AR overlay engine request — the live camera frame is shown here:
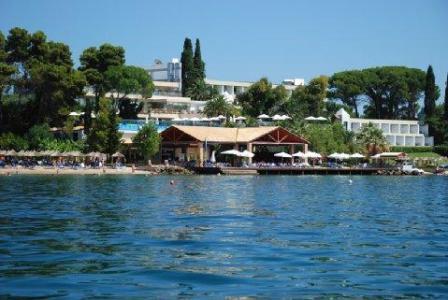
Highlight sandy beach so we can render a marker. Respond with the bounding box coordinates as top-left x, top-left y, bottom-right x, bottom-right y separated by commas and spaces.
0, 166, 153, 176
